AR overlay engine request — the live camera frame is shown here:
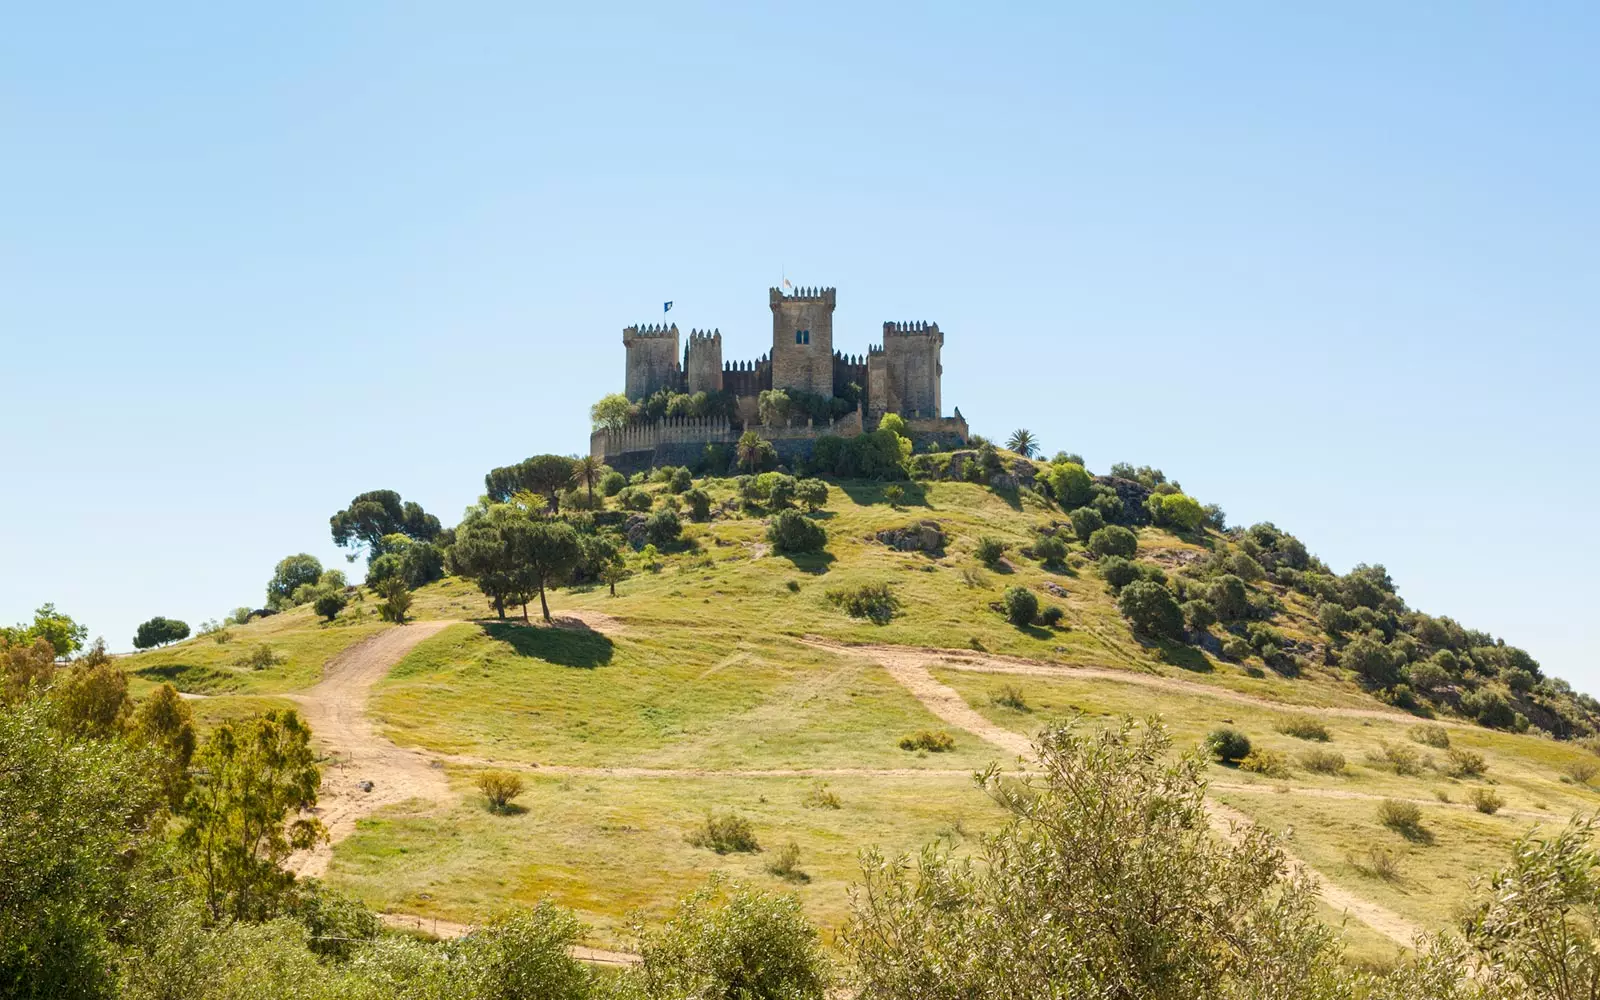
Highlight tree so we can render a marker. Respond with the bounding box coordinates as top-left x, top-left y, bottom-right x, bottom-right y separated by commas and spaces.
1005, 429, 1037, 457
1003, 586, 1039, 626
1, 636, 57, 704
878, 412, 909, 439
630, 874, 831, 1000
591, 392, 633, 432
645, 509, 682, 547
1118, 580, 1185, 641
485, 455, 579, 511
768, 510, 827, 555
376, 577, 412, 624
1, 604, 88, 658
52, 645, 133, 738
684, 487, 713, 521
449, 505, 539, 619
179, 709, 324, 922
738, 430, 776, 474
1206, 726, 1253, 764
524, 521, 584, 623
758, 389, 795, 427
266, 553, 323, 608
1342, 636, 1401, 689
132, 682, 198, 809
796, 478, 829, 512
313, 588, 349, 622
1146, 492, 1205, 533
1087, 525, 1137, 559
1069, 504, 1104, 541
328, 490, 441, 563
364, 533, 445, 591
846, 718, 1346, 1000
1046, 462, 1094, 509
571, 454, 605, 502
133, 616, 190, 649
0, 698, 164, 1000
